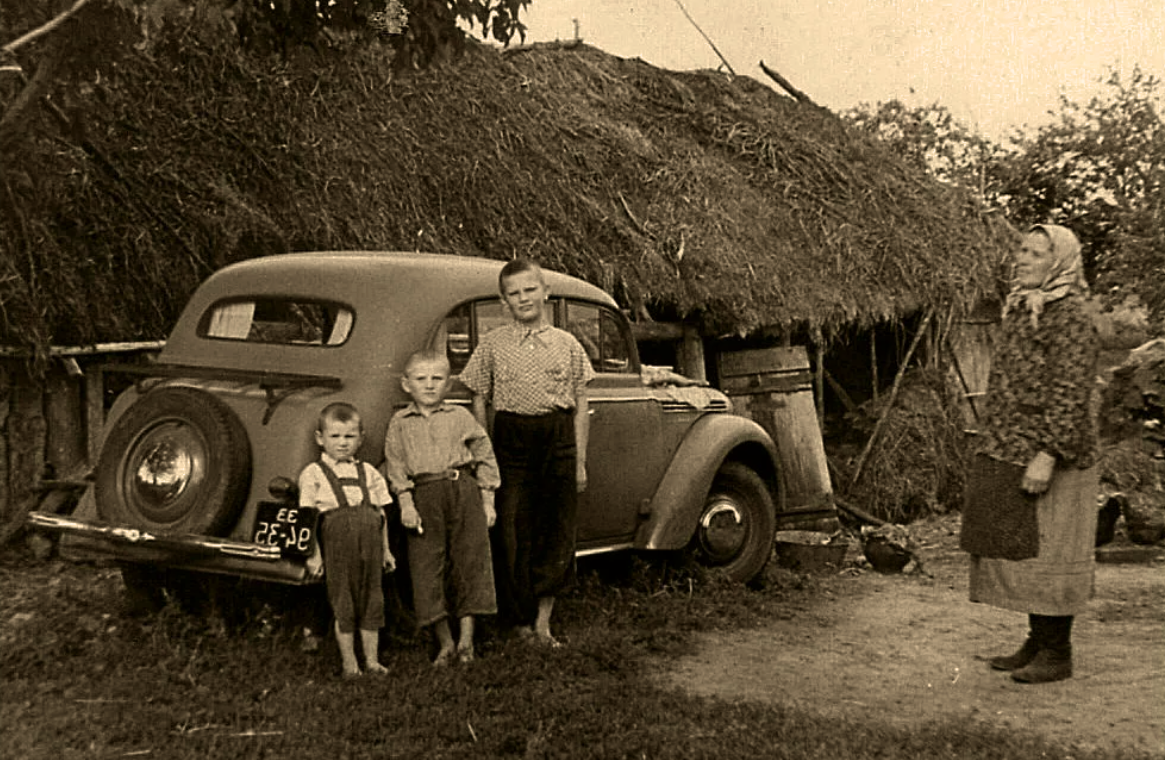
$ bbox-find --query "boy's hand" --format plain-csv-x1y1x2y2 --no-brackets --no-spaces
576,459,588,493
481,489,496,528
305,549,324,581
382,547,396,573
398,491,423,533
400,502,422,534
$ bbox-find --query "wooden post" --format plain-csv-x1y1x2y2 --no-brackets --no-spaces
85,363,105,467
45,365,88,480
0,363,47,543
679,324,707,384
814,342,825,429
849,309,934,490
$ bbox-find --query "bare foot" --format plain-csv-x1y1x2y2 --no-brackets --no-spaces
433,648,455,667
366,662,389,675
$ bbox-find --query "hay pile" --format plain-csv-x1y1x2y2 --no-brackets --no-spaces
835,368,969,524
2,33,1009,360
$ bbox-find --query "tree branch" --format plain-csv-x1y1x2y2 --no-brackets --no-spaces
0,44,62,156
672,0,735,76
758,60,816,105
1,0,93,55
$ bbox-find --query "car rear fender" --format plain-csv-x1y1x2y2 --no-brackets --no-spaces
636,414,780,551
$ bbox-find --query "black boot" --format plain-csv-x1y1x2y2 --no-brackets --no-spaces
1012,615,1073,683
988,614,1041,671
989,636,1040,671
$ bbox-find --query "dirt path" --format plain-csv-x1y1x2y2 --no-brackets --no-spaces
657,538,1165,756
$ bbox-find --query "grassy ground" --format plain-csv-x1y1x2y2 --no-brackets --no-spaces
0,536,1154,760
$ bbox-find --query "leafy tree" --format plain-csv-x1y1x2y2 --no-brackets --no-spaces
232,0,529,67
844,71,1164,324
0,0,532,159
994,67,1164,315
843,99,997,195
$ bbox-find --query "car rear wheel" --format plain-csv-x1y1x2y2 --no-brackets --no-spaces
95,386,251,536
690,462,776,582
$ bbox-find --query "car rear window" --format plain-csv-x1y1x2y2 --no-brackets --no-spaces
201,299,353,346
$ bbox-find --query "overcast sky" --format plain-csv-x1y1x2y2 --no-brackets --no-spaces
521,0,1165,140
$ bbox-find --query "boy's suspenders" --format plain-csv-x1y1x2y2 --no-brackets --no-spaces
317,458,371,509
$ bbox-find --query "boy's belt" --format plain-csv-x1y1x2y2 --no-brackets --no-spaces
412,466,472,486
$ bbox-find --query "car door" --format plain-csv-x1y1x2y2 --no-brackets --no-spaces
560,300,666,551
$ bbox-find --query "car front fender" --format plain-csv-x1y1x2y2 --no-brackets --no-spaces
636,413,780,551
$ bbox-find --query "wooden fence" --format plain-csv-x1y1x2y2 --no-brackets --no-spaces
0,342,163,545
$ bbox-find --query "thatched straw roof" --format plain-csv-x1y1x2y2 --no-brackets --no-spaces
2,37,1012,356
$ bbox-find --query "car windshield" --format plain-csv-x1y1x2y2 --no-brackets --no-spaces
202,298,353,346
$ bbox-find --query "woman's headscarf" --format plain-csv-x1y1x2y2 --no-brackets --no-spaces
1002,224,1088,328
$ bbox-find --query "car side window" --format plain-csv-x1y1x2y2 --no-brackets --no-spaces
438,303,472,374
202,298,353,346
565,301,633,373
437,300,510,375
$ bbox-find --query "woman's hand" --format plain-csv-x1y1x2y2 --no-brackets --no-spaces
576,459,588,493
1021,451,1056,495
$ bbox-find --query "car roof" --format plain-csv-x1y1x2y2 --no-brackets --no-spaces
197,251,612,304
161,252,618,368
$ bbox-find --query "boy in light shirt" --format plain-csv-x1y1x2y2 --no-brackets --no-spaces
384,350,500,665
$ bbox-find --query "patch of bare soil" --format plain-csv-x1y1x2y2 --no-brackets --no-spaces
658,517,1165,756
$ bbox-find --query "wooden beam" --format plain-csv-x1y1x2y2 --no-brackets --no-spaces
630,321,685,342
0,340,165,358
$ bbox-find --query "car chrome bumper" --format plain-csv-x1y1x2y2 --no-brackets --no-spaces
27,512,309,584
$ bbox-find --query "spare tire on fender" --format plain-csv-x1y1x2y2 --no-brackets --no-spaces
95,386,252,536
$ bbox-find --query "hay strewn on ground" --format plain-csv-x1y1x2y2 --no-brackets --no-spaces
2,33,1009,358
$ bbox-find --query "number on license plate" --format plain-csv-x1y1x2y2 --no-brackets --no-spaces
251,502,319,558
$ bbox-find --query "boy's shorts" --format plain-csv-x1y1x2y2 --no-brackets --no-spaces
321,504,385,633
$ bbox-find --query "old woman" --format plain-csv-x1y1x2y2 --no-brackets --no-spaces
962,224,1100,684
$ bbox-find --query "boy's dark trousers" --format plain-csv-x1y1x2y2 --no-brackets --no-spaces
491,410,578,627
407,471,496,627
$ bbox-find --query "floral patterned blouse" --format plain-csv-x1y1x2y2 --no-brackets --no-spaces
976,294,1100,470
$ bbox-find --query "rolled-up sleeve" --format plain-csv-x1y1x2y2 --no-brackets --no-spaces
463,413,500,490
460,340,493,399
382,417,415,495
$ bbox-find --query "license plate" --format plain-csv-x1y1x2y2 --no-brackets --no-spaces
251,502,319,558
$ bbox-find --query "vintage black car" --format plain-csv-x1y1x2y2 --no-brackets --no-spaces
32,252,813,604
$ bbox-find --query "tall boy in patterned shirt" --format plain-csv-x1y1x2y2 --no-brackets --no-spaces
384,350,501,666
460,259,594,647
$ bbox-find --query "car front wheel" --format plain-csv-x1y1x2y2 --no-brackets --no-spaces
690,462,776,582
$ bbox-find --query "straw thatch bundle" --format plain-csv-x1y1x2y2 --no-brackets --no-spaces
1,36,1010,360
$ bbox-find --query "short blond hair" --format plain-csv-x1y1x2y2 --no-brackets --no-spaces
403,349,451,376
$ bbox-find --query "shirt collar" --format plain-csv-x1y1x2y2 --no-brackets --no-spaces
321,452,356,467
513,320,552,342
401,401,452,417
